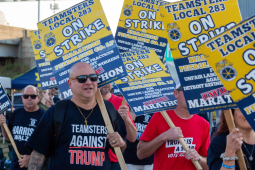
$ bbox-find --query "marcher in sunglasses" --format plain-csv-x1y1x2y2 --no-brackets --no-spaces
26,62,127,170
0,85,44,169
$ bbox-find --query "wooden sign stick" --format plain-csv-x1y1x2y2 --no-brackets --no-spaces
223,109,247,170
121,98,127,105
95,89,127,170
2,123,21,160
160,111,202,170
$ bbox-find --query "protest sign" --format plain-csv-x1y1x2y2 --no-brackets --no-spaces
37,0,127,99
112,82,121,96
159,0,241,114
31,30,58,90
199,16,255,130
115,0,168,61
115,49,177,116
0,83,12,114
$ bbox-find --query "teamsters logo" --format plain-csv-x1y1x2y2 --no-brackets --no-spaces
44,32,56,47
34,40,42,50
123,5,133,17
216,59,237,81
143,114,151,123
167,23,181,41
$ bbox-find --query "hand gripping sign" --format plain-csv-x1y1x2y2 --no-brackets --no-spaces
115,49,177,116
30,30,58,90
115,0,168,61
199,16,255,131
159,0,241,114
37,0,127,99
115,50,202,169
0,83,21,160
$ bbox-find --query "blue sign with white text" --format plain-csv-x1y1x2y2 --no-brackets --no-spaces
0,83,12,114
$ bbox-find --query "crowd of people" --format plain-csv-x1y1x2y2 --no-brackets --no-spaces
0,62,254,170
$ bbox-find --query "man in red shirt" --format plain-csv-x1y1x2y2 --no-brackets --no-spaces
100,83,137,170
137,79,210,170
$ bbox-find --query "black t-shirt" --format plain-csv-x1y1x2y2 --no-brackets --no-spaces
124,113,154,165
208,132,255,170
25,100,126,170
8,108,44,170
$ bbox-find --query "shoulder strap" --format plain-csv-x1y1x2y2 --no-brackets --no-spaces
53,100,69,149
103,100,118,131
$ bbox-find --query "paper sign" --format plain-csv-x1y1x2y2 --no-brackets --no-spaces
115,0,168,61
159,0,241,113
0,83,12,114
30,30,58,90
115,49,177,116
199,16,255,130
37,0,127,99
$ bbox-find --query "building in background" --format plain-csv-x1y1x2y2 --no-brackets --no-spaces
0,11,35,68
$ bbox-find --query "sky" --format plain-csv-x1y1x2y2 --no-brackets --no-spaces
0,0,178,35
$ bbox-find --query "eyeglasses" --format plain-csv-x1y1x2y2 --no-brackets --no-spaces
69,74,98,83
23,94,38,99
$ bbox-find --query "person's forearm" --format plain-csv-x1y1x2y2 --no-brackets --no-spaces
199,156,209,170
137,133,166,159
124,118,137,142
120,142,126,152
1,125,10,141
28,150,45,170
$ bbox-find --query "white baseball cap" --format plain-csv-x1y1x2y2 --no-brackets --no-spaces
175,78,181,90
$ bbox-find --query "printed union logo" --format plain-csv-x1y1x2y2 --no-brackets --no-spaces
44,32,56,47
220,66,237,81
216,59,236,81
34,40,42,50
167,23,181,41
123,5,133,17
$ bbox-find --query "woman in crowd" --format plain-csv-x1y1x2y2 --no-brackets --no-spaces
38,87,53,111
207,108,255,170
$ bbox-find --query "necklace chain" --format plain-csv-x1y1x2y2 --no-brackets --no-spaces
243,142,254,161
74,101,95,126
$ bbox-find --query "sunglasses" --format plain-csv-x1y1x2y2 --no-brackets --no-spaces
176,88,182,91
70,74,98,83
23,94,38,99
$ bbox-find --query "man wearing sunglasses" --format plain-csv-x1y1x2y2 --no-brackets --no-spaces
100,83,137,170
137,79,210,170
0,85,44,170
26,62,127,170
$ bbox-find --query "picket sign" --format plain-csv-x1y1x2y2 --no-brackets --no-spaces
160,111,202,170
2,123,21,160
95,89,127,170
223,110,247,170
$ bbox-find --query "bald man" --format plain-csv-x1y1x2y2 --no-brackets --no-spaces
0,85,44,170
26,62,127,170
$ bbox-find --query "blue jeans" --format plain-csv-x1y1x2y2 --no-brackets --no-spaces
110,162,121,170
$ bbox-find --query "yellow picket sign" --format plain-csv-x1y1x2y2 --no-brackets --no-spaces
199,16,255,103
37,0,112,62
159,0,241,59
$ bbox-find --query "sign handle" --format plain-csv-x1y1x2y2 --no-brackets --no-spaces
160,111,202,170
223,109,247,170
121,98,127,105
95,90,127,170
2,123,21,160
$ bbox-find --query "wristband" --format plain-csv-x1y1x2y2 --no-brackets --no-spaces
222,163,235,169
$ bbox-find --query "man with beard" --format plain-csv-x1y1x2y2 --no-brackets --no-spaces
0,85,44,170
100,83,137,170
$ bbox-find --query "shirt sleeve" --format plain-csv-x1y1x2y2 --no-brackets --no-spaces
207,134,226,170
25,106,55,156
7,111,15,132
198,121,210,157
140,112,159,142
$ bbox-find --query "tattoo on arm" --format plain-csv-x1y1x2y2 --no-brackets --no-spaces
28,150,45,170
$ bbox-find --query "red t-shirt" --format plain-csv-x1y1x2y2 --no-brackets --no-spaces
140,110,210,170
108,94,136,162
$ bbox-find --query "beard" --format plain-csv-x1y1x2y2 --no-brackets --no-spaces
100,87,110,95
